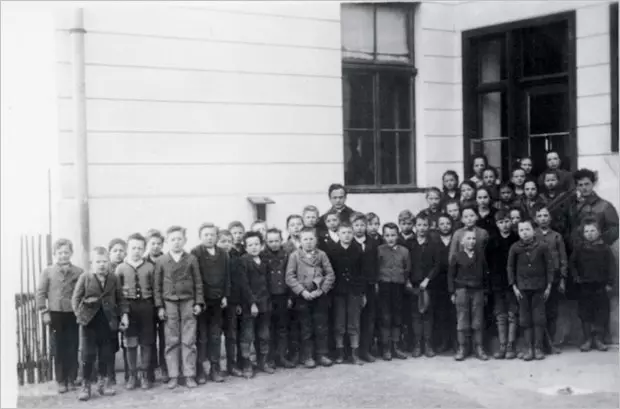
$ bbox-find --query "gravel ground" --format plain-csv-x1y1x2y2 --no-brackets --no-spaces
17,347,619,409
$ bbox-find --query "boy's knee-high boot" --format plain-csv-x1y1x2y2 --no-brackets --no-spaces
473,330,488,361
226,344,242,377
522,328,534,361
592,324,608,351
580,323,592,352
411,319,423,358
140,345,153,389
276,342,295,369
454,331,467,361
423,319,435,358
125,348,138,390
533,326,545,360
547,320,560,354
494,320,507,359
505,322,518,360
382,340,392,361
392,328,407,360
302,342,316,368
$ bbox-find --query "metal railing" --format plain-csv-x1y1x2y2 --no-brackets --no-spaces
16,234,54,385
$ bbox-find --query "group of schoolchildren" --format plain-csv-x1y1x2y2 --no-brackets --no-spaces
36,150,619,402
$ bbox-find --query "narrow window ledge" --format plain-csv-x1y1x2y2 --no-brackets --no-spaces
346,185,427,194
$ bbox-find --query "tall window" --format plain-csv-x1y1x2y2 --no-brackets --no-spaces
341,3,416,191
463,12,576,180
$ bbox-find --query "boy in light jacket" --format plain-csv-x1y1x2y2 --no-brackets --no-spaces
286,227,335,369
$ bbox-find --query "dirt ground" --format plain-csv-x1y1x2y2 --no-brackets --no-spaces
17,347,619,409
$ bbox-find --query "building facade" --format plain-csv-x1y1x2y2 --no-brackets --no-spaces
52,1,619,249
52,3,619,345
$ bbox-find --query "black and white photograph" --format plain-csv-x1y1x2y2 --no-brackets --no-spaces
1,1,619,408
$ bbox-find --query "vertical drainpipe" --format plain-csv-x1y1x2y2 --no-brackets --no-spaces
70,8,90,267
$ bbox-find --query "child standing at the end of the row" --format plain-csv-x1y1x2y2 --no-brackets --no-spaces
36,239,83,394
570,218,615,352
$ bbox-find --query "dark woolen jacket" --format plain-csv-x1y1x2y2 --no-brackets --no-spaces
326,242,366,295
408,237,440,285
486,232,520,291
429,236,451,292
261,248,290,296
569,239,616,286
447,249,488,293
507,239,554,291
236,253,270,312
354,235,380,286
190,245,230,300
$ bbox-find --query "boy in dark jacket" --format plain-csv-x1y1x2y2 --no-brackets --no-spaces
144,229,167,383
318,209,341,253
420,187,443,230
507,220,554,361
328,222,366,365
377,223,411,361
217,230,244,377
352,213,380,362
237,231,273,377
191,223,230,383
570,218,615,352
397,209,415,248
406,213,439,358
534,204,568,354
486,211,519,359
448,230,489,361
36,238,83,394
366,212,383,243
262,228,295,369
286,227,336,369
116,233,156,390
433,215,456,353
539,170,570,237
72,246,123,401
106,238,127,385
154,226,204,389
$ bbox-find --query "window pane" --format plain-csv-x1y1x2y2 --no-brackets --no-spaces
521,21,568,77
343,72,374,129
478,37,505,83
376,7,410,62
528,89,568,135
529,134,571,176
380,131,411,185
379,73,411,129
470,138,510,181
480,91,508,139
341,4,375,60
344,131,375,186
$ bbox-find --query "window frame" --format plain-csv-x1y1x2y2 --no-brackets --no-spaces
462,11,577,181
341,2,421,194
